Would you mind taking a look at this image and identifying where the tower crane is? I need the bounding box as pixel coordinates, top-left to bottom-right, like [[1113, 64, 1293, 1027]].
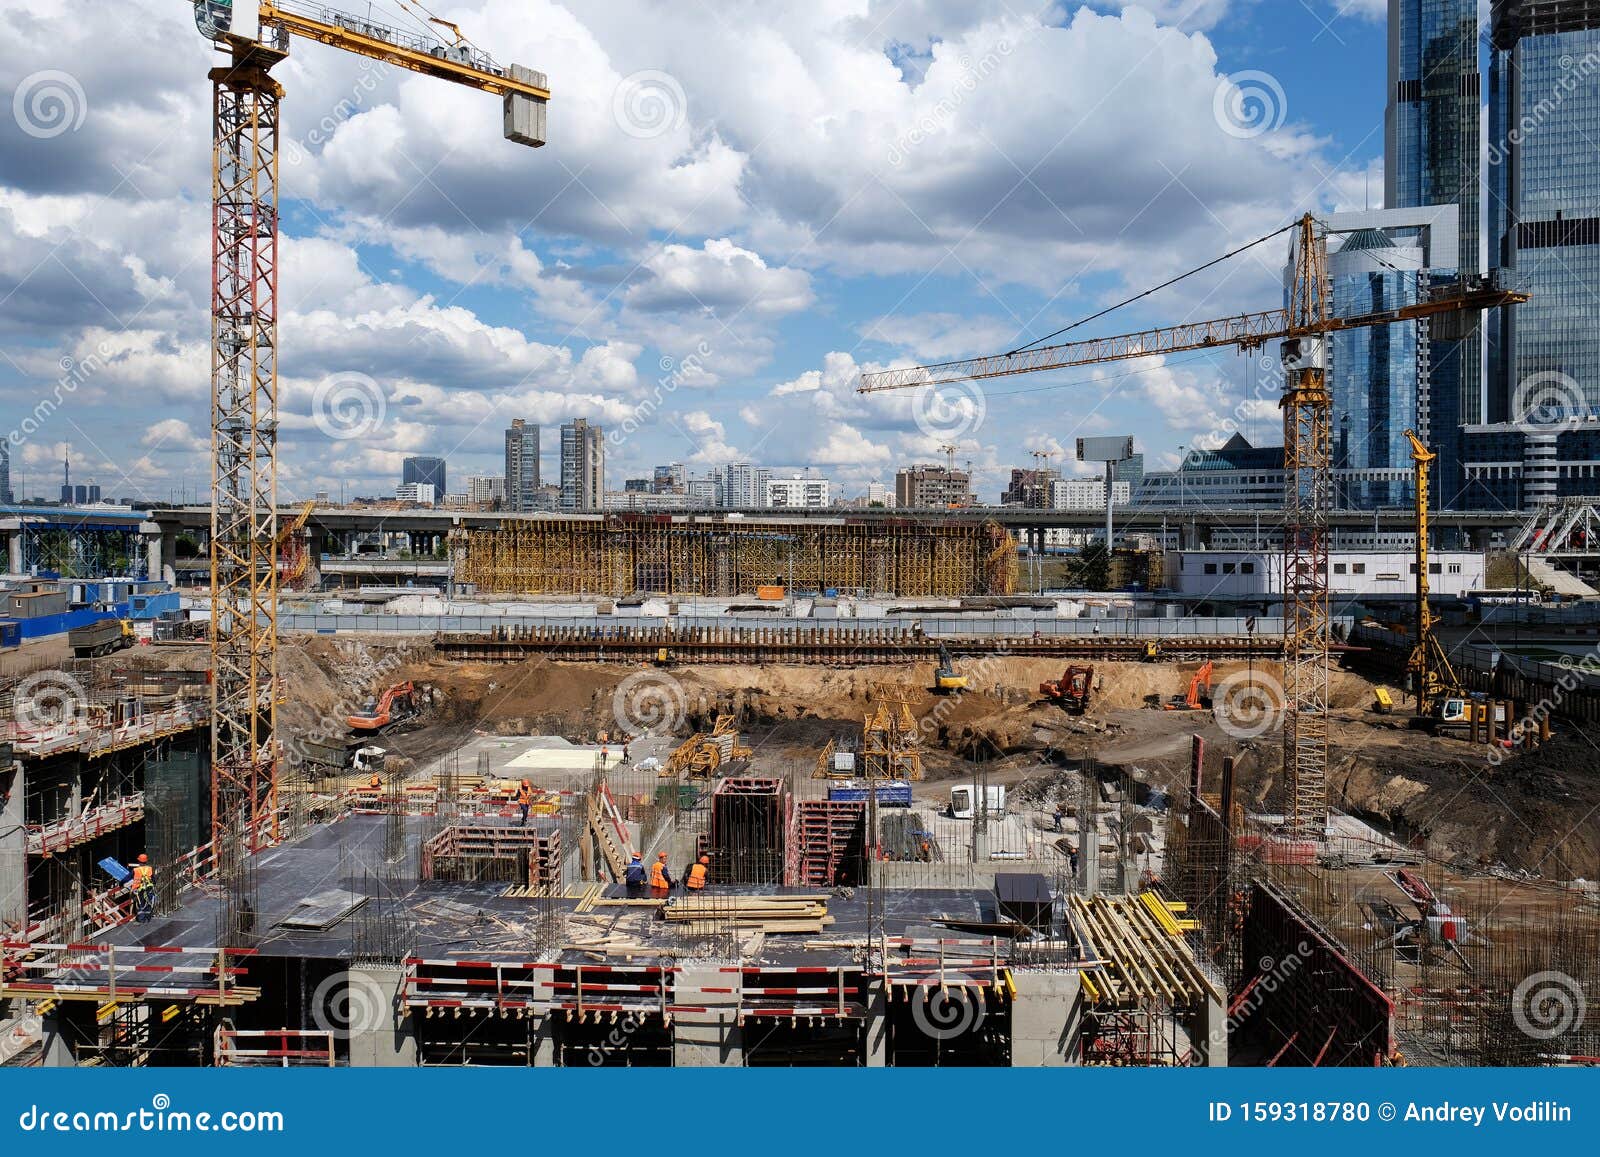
[[859, 214, 1527, 839], [192, 1, 549, 858]]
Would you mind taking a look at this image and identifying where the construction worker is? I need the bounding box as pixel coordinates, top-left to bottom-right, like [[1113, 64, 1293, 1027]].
[[131, 854, 154, 924], [516, 779, 533, 827], [621, 740, 631, 764], [649, 851, 674, 897], [624, 853, 647, 896], [1052, 804, 1064, 833], [687, 855, 709, 891], [368, 772, 381, 792]]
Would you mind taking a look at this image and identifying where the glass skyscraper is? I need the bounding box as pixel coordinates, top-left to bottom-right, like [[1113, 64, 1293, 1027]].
[[1487, 1, 1600, 417], [1328, 229, 1426, 508], [1385, 0, 1483, 438]]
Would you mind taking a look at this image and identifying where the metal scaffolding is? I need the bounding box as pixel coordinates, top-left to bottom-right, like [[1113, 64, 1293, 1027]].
[[455, 516, 1017, 597]]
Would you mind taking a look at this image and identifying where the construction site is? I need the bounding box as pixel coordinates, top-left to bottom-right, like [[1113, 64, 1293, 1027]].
[[3, 1, 1600, 1075]]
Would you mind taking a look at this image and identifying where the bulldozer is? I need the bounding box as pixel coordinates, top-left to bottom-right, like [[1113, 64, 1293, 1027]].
[[1039, 664, 1095, 713], [932, 644, 968, 694]]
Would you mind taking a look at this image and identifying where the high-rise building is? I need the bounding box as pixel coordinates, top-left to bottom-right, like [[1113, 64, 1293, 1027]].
[[1114, 454, 1144, 488], [560, 419, 605, 509], [1001, 466, 1060, 508], [1050, 477, 1132, 511], [716, 462, 770, 508], [504, 419, 540, 512], [1488, 2, 1600, 418], [402, 456, 447, 499], [652, 463, 687, 493], [467, 475, 505, 507], [1386, 0, 1482, 436], [0, 442, 11, 504], [894, 464, 973, 508]]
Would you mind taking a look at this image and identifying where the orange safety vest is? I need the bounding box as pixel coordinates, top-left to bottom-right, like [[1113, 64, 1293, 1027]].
[[687, 864, 707, 890], [649, 861, 669, 889], [517, 786, 532, 806], [132, 865, 154, 890]]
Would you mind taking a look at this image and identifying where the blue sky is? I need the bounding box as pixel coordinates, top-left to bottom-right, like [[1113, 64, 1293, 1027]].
[[0, 0, 1399, 506]]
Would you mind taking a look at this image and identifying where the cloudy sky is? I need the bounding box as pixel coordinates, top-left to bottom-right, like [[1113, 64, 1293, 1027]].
[[0, 0, 1394, 506]]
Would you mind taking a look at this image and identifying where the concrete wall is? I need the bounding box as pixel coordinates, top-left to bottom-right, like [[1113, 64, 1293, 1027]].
[[1009, 970, 1083, 1066], [671, 967, 742, 1066], [343, 967, 416, 1068]]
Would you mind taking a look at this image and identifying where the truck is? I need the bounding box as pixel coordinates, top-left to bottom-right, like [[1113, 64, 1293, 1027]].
[[67, 617, 135, 658], [950, 783, 1006, 819]]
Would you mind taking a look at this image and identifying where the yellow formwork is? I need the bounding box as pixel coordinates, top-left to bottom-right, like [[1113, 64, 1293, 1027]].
[[455, 516, 1017, 597]]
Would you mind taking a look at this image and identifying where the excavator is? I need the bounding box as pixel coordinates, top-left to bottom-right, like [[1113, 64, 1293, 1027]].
[[1039, 664, 1095, 713], [1163, 660, 1214, 711], [349, 682, 419, 735], [932, 644, 968, 694]]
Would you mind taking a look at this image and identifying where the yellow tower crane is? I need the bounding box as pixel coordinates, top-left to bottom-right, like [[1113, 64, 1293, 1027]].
[[858, 214, 1526, 840], [192, 0, 548, 858]]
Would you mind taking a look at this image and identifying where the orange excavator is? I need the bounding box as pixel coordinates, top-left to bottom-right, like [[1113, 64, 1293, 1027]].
[[1039, 665, 1095, 713], [1163, 661, 1214, 711], [349, 682, 419, 735]]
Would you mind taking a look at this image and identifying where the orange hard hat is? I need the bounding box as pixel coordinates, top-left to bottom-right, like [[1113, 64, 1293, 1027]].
[[657, 851, 668, 859], [520, 778, 530, 786], [699, 856, 709, 864], [137, 854, 148, 863]]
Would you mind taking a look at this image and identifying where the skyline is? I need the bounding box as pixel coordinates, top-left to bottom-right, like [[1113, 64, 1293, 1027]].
[[0, 1, 1396, 511]]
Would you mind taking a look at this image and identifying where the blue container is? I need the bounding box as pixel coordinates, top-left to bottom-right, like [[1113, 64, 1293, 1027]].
[[828, 782, 912, 807]]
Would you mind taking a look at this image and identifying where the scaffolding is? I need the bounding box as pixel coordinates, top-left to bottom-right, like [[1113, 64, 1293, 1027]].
[[860, 685, 924, 782], [455, 516, 1017, 597]]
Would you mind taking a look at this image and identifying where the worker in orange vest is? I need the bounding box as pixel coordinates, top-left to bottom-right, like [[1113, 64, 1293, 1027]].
[[368, 772, 381, 792], [516, 779, 533, 827], [131, 854, 155, 924], [649, 851, 674, 896], [687, 855, 709, 891]]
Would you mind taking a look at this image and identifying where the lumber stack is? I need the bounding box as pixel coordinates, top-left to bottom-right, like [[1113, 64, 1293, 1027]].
[[662, 893, 833, 935]]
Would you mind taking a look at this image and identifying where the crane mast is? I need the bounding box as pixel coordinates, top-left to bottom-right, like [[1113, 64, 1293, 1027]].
[[197, 1, 548, 863], [857, 213, 1528, 842]]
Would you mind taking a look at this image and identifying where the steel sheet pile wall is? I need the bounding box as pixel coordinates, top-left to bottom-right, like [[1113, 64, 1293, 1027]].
[[455, 516, 1017, 597]]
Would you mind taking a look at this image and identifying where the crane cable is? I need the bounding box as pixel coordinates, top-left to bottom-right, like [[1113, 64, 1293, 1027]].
[[1006, 219, 1301, 357]]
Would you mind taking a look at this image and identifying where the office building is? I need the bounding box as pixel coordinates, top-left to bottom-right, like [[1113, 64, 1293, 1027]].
[[560, 419, 605, 510], [653, 463, 687, 493], [504, 419, 540, 512], [1489, 1, 1600, 419], [865, 481, 892, 507], [1115, 454, 1145, 488], [765, 475, 832, 508], [0, 442, 10, 504], [895, 464, 974, 508], [1387, 0, 1482, 433], [1134, 435, 1285, 508], [402, 455, 447, 499]]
